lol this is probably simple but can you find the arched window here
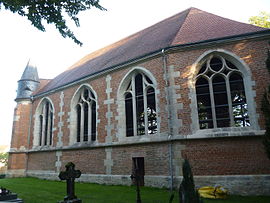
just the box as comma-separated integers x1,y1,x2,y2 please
195,55,249,129
38,99,53,146
76,87,96,142
124,72,157,136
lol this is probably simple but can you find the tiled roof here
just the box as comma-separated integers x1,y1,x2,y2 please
35,7,267,95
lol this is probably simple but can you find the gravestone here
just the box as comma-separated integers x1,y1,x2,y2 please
130,168,142,203
58,162,82,203
0,187,23,202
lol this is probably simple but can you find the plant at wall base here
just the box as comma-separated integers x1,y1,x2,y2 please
178,159,203,203
262,48,270,159
0,153,8,166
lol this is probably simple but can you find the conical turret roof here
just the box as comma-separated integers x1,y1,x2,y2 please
20,60,39,82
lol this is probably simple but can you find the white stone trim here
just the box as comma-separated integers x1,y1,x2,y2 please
104,75,114,143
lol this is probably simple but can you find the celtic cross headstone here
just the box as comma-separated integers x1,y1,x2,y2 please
58,162,82,203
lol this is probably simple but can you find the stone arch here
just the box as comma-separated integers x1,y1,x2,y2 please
189,49,258,133
33,97,55,147
69,83,98,145
116,67,160,140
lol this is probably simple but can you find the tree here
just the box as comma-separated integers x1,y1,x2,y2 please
249,11,270,28
0,0,106,46
262,49,270,159
0,152,8,166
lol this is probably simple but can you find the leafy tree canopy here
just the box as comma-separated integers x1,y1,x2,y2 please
0,0,106,46
249,11,270,28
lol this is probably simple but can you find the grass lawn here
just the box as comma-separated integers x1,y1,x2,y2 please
0,177,269,203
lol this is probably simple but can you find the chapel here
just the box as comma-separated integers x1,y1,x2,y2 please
8,7,270,195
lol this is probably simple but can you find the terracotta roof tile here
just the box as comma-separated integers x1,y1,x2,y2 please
35,7,268,95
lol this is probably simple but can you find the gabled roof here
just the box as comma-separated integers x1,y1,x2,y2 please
35,7,268,96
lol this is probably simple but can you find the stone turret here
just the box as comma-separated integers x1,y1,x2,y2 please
16,61,40,101
8,61,40,177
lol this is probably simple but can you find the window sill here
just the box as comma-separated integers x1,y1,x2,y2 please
185,127,265,139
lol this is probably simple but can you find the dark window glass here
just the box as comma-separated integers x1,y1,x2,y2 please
76,105,81,142
49,112,53,145
135,74,145,135
196,77,213,129
91,102,96,141
212,75,230,127
83,103,88,141
226,60,237,69
210,57,223,71
147,87,157,134
39,115,43,146
125,93,134,136
230,73,249,127
198,63,207,74
44,102,49,145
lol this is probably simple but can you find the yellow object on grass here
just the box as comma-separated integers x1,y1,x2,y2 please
198,186,228,199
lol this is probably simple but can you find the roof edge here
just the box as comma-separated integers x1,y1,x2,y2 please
33,29,270,99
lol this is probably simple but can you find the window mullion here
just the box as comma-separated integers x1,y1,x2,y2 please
132,76,137,136
225,76,234,126
209,78,217,128
88,101,92,141
143,82,148,136
41,105,46,146
47,104,52,146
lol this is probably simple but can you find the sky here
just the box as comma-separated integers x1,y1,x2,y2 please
0,0,269,147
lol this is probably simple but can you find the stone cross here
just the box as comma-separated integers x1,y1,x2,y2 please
130,168,142,203
59,162,81,202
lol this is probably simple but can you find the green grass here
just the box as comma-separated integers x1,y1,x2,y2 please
0,177,270,203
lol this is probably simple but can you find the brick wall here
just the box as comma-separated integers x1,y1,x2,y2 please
181,137,270,175
27,151,56,171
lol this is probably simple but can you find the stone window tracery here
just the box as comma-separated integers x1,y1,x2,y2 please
76,87,96,142
195,55,249,129
124,72,157,136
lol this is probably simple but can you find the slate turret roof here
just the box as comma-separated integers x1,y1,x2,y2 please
35,7,268,96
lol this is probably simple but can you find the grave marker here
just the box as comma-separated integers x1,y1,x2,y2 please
58,162,82,203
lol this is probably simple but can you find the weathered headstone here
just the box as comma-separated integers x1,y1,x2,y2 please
0,187,23,202
58,162,82,203
130,168,142,203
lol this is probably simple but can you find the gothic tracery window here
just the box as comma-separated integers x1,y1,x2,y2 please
38,100,53,146
124,72,157,136
195,55,249,129
76,87,96,142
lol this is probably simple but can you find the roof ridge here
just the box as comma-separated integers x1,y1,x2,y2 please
169,7,194,45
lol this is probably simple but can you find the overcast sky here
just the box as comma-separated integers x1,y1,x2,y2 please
0,0,269,147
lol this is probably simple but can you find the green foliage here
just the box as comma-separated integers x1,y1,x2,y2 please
179,159,203,203
0,0,106,46
0,152,8,166
249,11,270,28
261,47,270,159
262,85,270,159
